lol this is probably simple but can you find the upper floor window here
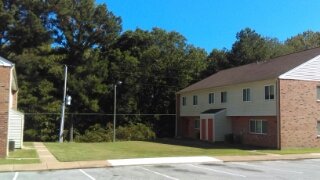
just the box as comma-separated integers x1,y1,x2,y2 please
317,86,320,101
221,91,227,103
193,95,198,105
265,85,275,100
182,97,186,106
243,88,251,102
250,120,267,134
209,93,214,104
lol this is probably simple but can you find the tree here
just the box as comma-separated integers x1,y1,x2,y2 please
285,31,320,51
0,0,50,55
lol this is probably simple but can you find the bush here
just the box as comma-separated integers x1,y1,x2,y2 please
117,123,156,141
24,129,38,141
75,123,155,142
224,133,234,144
75,124,112,142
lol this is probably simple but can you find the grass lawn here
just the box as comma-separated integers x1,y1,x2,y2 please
0,142,40,165
257,148,320,155
45,139,260,162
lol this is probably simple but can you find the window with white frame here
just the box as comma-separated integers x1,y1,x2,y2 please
317,121,320,136
193,95,198,105
182,97,186,106
250,120,267,134
221,91,227,103
209,93,214,104
317,86,320,100
195,119,200,129
265,85,275,100
243,88,251,102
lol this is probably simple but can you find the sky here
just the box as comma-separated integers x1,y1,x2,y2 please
97,0,320,53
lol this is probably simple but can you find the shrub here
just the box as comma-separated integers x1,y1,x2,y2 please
24,129,38,141
75,123,155,142
75,124,112,142
224,133,234,144
117,123,156,141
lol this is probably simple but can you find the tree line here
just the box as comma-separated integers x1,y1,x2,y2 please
0,0,319,141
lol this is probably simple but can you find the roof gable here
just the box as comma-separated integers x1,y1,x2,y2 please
279,55,320,81
0,56,14,67
179,47,320,93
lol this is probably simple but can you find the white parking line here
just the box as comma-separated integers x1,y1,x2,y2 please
231,162,303,174
79,169,96,180
188,164,246,178
13,172,19,180
139,167,179,180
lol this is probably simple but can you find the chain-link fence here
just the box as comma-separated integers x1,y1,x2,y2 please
24,113,176,142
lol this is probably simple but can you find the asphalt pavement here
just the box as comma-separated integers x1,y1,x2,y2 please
2,159,320,180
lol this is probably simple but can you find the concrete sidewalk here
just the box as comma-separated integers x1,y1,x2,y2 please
0,142,110,172
0,142,320,172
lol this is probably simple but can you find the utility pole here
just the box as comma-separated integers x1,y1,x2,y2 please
59,65,68,143
113,81,122,142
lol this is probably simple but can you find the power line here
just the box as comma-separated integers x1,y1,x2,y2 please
24,113,176,116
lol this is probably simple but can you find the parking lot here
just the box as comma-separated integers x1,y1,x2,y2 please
2,159,320,179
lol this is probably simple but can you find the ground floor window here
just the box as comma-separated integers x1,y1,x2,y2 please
317,121,320,137
194,119,200,129
250,120,267,134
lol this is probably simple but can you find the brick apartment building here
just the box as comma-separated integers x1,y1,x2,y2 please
0,57,24,157
176,48,320,149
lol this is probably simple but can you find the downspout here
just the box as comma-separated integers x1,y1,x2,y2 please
276,78,281,149
6,66,13,156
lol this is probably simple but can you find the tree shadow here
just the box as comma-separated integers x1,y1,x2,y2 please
150,138,267,150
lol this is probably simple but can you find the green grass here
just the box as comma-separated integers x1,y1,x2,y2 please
45,140,260,162
23,142,35,148
0,142,40,165
257,148,320,155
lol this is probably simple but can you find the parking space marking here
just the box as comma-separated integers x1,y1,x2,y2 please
188,164,246,178
231,162,303,174
79,169,96,180
139,167,179,180
13,172,19,180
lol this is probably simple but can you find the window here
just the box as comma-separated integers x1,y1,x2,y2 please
195,119,200,129
209,93,214,104
317,121,320,136
250,120,267,134
221,91,227,103
317,86,320,100
182,97,186,106
193,95,198,105
265,85,275,100
243,88,251,102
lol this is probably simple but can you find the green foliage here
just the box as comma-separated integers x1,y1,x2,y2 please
0,0,318,142
75,123,112,142
75,123,155,142
117,123,156,141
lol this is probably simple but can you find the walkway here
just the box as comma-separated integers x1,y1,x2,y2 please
0,142,110,172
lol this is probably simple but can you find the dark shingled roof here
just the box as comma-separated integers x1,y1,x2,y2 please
201,109,225,114
178,47,320,93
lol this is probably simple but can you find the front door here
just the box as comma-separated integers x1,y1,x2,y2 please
200,118,214,141
200,119,207,140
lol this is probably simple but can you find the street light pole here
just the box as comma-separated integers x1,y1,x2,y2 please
113,81,122,142
59,65,68,143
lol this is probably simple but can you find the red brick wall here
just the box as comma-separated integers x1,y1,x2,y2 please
279,79,320,148
0,67,11,157
178,116,200,139
231,116,278,148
